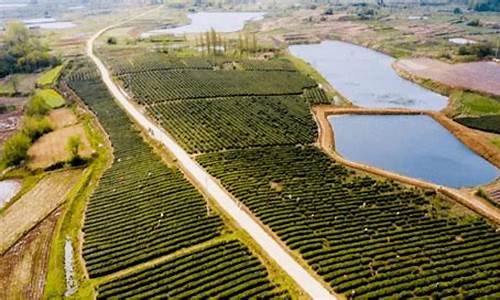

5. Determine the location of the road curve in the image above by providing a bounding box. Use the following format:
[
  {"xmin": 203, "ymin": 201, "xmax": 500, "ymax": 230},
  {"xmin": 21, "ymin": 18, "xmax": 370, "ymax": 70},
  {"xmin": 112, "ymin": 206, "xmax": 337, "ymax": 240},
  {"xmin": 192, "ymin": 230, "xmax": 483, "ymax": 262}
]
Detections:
[{"xmin": 86, "ymin": 14, "xmax": 336, "ymax": 300}]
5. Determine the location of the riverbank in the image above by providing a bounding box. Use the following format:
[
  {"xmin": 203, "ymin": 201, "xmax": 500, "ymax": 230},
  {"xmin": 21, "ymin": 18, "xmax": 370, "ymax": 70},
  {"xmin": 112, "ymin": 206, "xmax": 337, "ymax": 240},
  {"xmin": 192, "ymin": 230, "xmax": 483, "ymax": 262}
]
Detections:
[{"xmin": 313, "ymin": 105, "xmax": 500, "ymax": 225}]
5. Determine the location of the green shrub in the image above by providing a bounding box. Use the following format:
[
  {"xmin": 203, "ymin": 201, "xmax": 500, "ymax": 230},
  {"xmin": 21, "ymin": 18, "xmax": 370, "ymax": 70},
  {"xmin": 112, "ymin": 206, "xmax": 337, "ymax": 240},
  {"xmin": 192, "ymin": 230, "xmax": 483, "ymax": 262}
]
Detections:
[
  {"xmin": 2, "ymin": 133, "xmax": 31, "ymax": 166},
  {"xmin": 25, "ymin": 95, "xmax": 51, "ymax": 116},
  {"xmin": 21, "ymin": 116, "xmax": 52, "ymax": 141}
]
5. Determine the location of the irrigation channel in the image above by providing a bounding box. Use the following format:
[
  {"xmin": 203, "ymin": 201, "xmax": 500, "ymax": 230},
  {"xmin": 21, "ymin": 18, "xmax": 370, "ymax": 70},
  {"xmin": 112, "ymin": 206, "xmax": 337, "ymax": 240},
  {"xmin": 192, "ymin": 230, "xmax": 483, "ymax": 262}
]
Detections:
[
  {"xmin": 290, "ymin": 40, "xmax": 499, "ymax": 189},
  {"xmin": 87, "ymin": 14, "xmax": 336, "ymax": 300}
]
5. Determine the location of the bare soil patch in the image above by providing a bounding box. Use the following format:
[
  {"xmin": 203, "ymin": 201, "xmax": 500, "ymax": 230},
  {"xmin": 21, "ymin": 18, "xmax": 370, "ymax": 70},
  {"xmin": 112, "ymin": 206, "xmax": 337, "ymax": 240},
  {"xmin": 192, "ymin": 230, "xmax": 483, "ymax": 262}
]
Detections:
[
  {"xmin": 48, "ymin": 108, "xmax": 78, "ymax": 129},
  {"xmin": 0, "ymin": 209, "xmax": 61, "ymax": 300},
  {"xmin": 395, "ymin": 58, "xmax": 500, "ymax": 96},
  {"xmin": 0, "ymin": 169, "xmax": 82, "ymax": 254},
  {"xmin": 28, "ymin": 124, "xmax": 92, "ymax": 170}
]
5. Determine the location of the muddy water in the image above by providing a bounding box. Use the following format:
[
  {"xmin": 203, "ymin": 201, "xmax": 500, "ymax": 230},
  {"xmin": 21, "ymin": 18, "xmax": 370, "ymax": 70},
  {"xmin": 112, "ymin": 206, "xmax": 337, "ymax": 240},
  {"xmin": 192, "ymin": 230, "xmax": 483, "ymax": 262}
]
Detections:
[
  {"xmin": 329, "ymin": 115, "xmax": 498, "ymax": 188},
  {"xmin": 0, "ymin": 180, "xmax": 21, "ymax": 209},
  {"xmin": 64, "ymin": 238, "xmax": 77, "ymax": 296},
  {"xmin": 289, "ymin": 41, "xmax": 448, "ymax": 110},
  {"xmin": 142, "ymin": 12, "xmax": 265, "ymax": 37}
]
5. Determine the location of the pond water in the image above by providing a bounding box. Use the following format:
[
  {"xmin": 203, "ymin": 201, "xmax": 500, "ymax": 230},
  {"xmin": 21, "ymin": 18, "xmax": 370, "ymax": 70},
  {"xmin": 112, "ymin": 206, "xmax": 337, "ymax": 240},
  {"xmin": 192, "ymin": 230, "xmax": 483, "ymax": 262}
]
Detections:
[
  {"xmin": 142, "ymin": 12, "xmax": 265, "ymax": 37},
  {"xmin": 449, "ymin": 38, "xmax": 477, "ymax": 45},
  {"xmin": 23, "ymin": 18, "xmax": 76, "ymax": 30},
  {"xmin": 289, "ymin": 41, "xmax": 448, "ymax": 110},
  {"xmin": 329, "ymin": 115, "xmax": 498, "ymax": 188},
  {"xmin": 0, "ymin": 180, "xmax": 21, "ymax": 209}
]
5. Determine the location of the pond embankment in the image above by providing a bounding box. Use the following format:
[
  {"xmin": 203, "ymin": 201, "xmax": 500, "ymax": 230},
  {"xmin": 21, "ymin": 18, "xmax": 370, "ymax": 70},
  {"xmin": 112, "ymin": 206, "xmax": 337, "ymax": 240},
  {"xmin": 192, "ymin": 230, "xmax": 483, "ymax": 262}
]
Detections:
[{"xmin": 313, "ymin": 105, "xmax": 500, "ymax": 225}]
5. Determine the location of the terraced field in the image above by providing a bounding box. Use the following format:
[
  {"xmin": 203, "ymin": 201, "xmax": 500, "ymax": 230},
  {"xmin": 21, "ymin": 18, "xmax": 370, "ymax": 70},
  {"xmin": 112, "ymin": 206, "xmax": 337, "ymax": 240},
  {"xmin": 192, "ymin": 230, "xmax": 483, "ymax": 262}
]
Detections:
[
  {"xmin": 147, "ymin": 95, "xmax": 317, "ymax": 153},
  {"xmin": 96, "ymin": 241, "xmax": 289, "ymax": 299},
  {"xmin": 197, "ymin": 146, "xmax": 500, "ymax": 299},
  {"xmin": 120, "ymin": 69, "xmax": 316, "ymax": 104},
  {"xmin": 65, "ymin": 64, "xmax": 290, "ymax": 297}
]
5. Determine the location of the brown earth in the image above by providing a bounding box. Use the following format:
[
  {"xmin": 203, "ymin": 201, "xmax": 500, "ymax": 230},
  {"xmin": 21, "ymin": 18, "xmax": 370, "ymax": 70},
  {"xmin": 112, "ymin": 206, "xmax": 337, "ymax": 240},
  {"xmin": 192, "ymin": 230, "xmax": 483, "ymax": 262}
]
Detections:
[
  {"xmin": 48, "ymin": 108, "xmax": 78, "ymax": 129},
  {"xmin": 395, "ymin": 58, "xmax": 500, "ymax": 97},
  {"xmin": 0, "ymin": 169, "xmax": 82, "ymax": 254},
  {"xmin": 313, "ymin": 105, "xmax": 500, "ymax": 225},
  {"xmin": 28, "ymin": 124, "xmax": 92, "ymax": 170},
  {"xmin": 0, "ymin": 209, "xmax": 61, "ymax": 300}
]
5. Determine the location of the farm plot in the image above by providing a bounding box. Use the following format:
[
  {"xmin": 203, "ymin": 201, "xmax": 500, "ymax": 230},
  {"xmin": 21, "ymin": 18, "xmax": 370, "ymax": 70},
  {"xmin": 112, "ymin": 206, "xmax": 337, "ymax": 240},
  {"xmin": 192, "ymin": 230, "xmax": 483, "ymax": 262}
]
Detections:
[
  {"xmin": 0, "ymin": 169, "xmax": 82, "ymax": 254},
  {"xmin": 120, "ymin": 69, "xmax": 316, "ymax": 104},
  {"xmin": 197, "ymin": 146, "xmax": 500, "ymax": 299},
  {"xmin": 147, "ymin": 95, "xmax": 317, "ymax": 153},
  {"xmin": 66, "ymin": 66, "xmax": 292, "ymax": 300},
  {"xmin": 67, "ymin": 77, "xmax": 224, "ymax": 277},
  {"xmin": 96, "ymin": 240, "xmax": 289, "ymax": 299}
]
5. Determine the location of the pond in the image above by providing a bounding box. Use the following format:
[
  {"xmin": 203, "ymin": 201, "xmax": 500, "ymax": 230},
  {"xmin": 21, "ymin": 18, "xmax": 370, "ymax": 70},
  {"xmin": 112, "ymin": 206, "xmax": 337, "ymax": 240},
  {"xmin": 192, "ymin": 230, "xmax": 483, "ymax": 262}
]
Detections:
[
  {"xmin": 22, "ymin": 18, "xmax": 76, "ymax": 30},
  {"xmin": 329, "ymin": 114, "xmax": 498, "ymax": 188},
  {"xmin": 142, "ymin": 12, "xmax": 265, "ymax": 37},
  {"xmin": 289, "ymin": 41, "xmax": 448, "ymax": 110},
  {"xmin": 0, "ymin": 179, "xmax": 21, "ymax": 209}
]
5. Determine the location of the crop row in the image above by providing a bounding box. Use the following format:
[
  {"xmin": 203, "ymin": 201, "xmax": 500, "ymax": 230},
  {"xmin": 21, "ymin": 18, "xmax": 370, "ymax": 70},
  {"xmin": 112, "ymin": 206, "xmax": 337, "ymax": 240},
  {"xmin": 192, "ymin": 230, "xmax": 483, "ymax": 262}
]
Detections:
[
  {"xmin": 197, "ymin": 145, "xmax": 500, "ymax": 299},
  {"xmin": 67, "ymin": 75, "xmax": 224, "ymax": 277},
  {"xmin": 146, "ymin": 95, "xmax": 317, "ymax": 153},
  {"xmin": 120, "ymin": 69, "xmax": 316, "ymax": 104},
  {"xmin": 303, "ymin": 87, "xmax": 331, "ymax": 105},
  {"xmin": 96, "ymin": 240, "xmax": 289, "ymax": 299}
]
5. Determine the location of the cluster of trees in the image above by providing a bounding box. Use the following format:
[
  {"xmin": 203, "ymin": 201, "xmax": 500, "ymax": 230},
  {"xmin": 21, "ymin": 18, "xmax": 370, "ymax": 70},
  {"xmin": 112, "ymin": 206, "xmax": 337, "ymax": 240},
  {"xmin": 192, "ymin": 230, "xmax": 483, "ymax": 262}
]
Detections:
[
  {"xmin": 2, "ymin": 96, "xmax": 53, "ymax": 166},
  {"xmin": 458, "ymin": 42, "xmax": 496, "ymax": 58},
  {"xmin": 469, "ymin": 0, "xmax": 500, "ymax": 12},
  {"xmin": 0, "ymin": 22, "xmax": 57, "ymax": 78},
  {"xmin": 195, "ymin": 29, "xmax": 259, "ymax": 56}
]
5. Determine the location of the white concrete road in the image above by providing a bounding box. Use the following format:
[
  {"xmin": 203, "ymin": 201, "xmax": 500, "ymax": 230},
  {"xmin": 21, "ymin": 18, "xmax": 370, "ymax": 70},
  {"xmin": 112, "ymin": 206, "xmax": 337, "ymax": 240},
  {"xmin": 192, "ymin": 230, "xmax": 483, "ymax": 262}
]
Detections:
[{"xmin": 86, "ymin": 13, "xmax": 336, "ymax": 300}]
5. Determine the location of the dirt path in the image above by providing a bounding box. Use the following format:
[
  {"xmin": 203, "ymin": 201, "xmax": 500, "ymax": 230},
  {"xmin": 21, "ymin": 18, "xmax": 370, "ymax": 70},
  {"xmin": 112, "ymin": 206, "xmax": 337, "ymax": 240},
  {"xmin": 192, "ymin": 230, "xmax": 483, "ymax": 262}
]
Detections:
[
  {"xmin": 0, "ymin": 209, "xmax": 61, "ymax": 300},
  {"xmin": 0, "ymin": 169, "xmax": 83, "ymax": 254},
  {"xmin": 313, "ymin": 105, "xmax": 500, "ymax": 225},
  {"xmin": 87, "ymin": 15, "xmax": 336, "ymax": 300}
]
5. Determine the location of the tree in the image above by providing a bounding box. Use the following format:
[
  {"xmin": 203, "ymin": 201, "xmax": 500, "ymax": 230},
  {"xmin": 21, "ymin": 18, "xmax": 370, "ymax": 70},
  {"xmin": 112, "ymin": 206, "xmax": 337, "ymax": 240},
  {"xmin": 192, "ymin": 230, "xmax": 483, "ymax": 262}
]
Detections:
[
  {"xmin": 25, "ymin": 95, "xmax": 51, "ymax": 116},
  {"xmin": 1, "ymin": 22, "xmax": 55, "ymax": 76},
  {"xmin": 2, "ymin": 133, "xmax": 31, "ymax": 166},
  {"xmin": 67, "ymin": 135, "xmax": 82, "ymax": 163},
  {"xmin": 21, "ymin": 116, "xmax": 52, "ymax": 141},
  {"xmin": 107, "ymin": 37, "xmax": 117, "ymax": 45}
]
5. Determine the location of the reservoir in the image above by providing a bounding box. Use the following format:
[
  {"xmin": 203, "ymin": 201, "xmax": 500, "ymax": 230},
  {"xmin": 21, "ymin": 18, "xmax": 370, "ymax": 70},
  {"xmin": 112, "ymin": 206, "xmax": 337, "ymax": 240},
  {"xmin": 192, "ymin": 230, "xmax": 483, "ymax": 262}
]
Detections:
[
  {"xmin": 142, "ymin": 12, "xmax": 265, "ymax": 37},
  {"xmin": 289, "ymin": 41, "xmax": 448, "ymax": 110},
  {"xmin": 329, "ymin": 115, "xmax": 498, "ymax": 188}
]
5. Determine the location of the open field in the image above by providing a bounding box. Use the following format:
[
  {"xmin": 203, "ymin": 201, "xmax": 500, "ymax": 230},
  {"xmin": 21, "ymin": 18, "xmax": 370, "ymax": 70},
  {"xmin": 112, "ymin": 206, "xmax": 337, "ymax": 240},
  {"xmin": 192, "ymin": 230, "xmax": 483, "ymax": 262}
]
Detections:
[
  {"xmin": 27, "ymin": 124, "xmax": 92, "ymax": 170},
  {"xmin": 0, "ymin": 169, "xmax": 82, "ymax": 254},
  {"xmin": 395, "ymin": 58, "xmax": 500, "ymax": 97},
  {"xmin": 48, "ymin": 108, "xmax": 78, "ymax": 129},
  {"xmin": 0, "ymin": 209, "xmax": 61, "ymax": 300},
  {"xmin": 34, "ymin": 89, "xmax": 66, "ymax": 108},
  {"xmin": 37, "ymin": 65, "xmax": 65, "ymax": 88}
]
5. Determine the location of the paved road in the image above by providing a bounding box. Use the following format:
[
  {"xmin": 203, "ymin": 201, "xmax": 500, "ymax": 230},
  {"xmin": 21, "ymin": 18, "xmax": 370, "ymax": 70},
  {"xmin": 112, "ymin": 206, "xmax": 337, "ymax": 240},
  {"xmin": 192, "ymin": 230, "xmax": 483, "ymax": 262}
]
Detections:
[{"xmin": 86, "ymin": 16, "xmax": 336, "ymax": 300}]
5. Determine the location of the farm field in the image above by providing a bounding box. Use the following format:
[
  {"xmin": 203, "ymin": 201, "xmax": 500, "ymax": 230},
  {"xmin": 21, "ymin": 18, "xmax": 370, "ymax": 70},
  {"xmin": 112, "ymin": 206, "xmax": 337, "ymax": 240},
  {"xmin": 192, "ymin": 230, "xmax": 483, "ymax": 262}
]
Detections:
[
  {"xmin": 120, "ymin": 68, "xmax": 315, "ymax": 103},
  {"xmin": 395, "ymin": 58, "xmax": 500, "ymax": 97},
  {"xmin": 148, "ymin": 95, "xmax": 317, "ymax": 153},
  {"xmin": 65, "ymin": 63, "xmax": 291, "ymax": 297},
  {"xmin": 0, "ymin": 210, "xmax": 61, "ymax": 299},
  {"xmin": 34, "ymin": 89, "xmax": 66, "ymax": 108},
  {"xmin": 37, "ymin": 65, "xmax": 64, "ymax": 88},
  {"xmin": 197, "ymin": 146, "xmax": 500, "ymax": 298},
  {"xmin": 27, "ymin": 124, "xmax": 92, "ymax": 170},
  {"xmin": 0, "ymin": 169, "xmax": 82, "ymax": 254}
]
